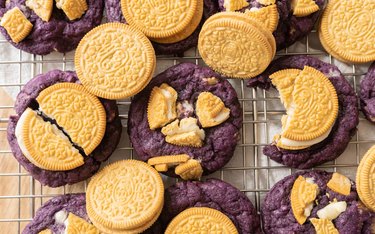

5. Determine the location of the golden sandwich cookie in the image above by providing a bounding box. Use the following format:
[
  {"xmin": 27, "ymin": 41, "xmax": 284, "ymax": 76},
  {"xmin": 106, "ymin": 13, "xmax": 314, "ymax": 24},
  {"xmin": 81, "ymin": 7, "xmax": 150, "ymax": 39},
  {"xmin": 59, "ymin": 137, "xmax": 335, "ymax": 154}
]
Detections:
[
  {"xmin": 75, "ymin": 22, "xmax": 156, "ymax": 100},
  {"xmin": 356, "ymin": 145, "xmax": 375, "ymax": 212},
  {"xmin": 86, "ymin": 160, "xmax": 164, "ymax": 233},
  {"xmin": 319, "ymin": 0, "xmax": 375, "ymax": 63},
  {"xmin": 198, "ymin": 12, "xmax": 276, "ymax": 79}
]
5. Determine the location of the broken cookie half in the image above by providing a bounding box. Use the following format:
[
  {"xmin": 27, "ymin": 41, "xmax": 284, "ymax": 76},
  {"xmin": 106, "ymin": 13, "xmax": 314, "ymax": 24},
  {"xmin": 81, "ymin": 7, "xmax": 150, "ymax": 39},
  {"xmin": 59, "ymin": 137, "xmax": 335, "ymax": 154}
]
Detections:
[
  {"xmin": 15, "ymin": 82, "xmax": 106, "ymax": 171},
  {"xmin": 269, "ymin": 66, "xmax": 339, "ymax": 150}
]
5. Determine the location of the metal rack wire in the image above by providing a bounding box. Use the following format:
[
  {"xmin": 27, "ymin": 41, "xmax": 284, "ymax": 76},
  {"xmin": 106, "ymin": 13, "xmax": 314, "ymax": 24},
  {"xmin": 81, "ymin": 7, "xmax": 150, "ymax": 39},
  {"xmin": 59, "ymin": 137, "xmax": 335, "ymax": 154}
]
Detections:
[{"xmin": 0, "ymin": 28, "xmax": 373, "ymax": 233}]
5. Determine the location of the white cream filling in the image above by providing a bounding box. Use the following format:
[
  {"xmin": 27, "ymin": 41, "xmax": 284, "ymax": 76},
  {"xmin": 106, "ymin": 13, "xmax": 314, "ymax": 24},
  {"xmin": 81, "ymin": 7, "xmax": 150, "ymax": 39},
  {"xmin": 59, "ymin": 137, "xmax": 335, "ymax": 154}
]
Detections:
[
  {"xmin": 277, "ymin": 100, "xmax": 333, "ymax": 148},
  {"xmin": 15, "ymin": 108, "xmax": 79, "ymax": 169},
  {"xmin": 54, "ymin": 210, "xmax": 68, "ymax": 225},
  {"xmin": 317, "ymin": 201, "xmax": 347, "ymax": 220},
  {"xmin": 213, "ymin": 109, "xmax": 230, "ymax": 123},
  {"xmin": 160, "ymin": 88, "xmax": 175, "ymax": 120},
  {"xmin": 164, "ymin": 118, "xmax": 205, "ymax": 140}
]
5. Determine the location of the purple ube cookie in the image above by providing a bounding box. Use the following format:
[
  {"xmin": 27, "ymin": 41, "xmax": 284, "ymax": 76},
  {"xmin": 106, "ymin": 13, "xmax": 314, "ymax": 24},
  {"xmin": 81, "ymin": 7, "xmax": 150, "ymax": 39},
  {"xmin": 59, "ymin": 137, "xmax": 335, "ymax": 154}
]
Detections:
[
  {"xmin": 0, "ymin": 0, "xmax": 104, "ymax": 55},
  {"xmin": 7, "ymin": 70, "xmax": 122, "ymax": 187},
  {"xmin": 247, "ymin": 55, "xmax": 359, "ymax": 169},
  {"xmin": 147, "ymin": 179, "xmax": 262, "ymax": 234},
  {"xmin": 360, "ymin": 62, "xmax": 375, "ymax": 123},
  {"xmin": 128, "ymin": 63, "xmax": 242, "ymax": 176},
  {"xmin": 262, "ymin": 170, "xmax": 374, "ymax": 233},
  {"xmin": 105, "ymin": 0, "xmax": 219, "ymax": 55},
  {"xmin": 218, "ymin": 0, "xmax": 325, "ymax": 50},
  {"xmin": 23, "ymin": 194, "xmax": 89, "ymax": 234}
]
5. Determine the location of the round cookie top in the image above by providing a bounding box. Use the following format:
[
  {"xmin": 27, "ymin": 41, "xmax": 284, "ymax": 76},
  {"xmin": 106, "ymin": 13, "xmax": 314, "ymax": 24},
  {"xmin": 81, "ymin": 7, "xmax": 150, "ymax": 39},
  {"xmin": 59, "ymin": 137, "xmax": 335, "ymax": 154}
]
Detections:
[
  {"xmin": 356, "ymin": 145, "xmax": 375, "ymax": 212},
  {"xmin": 262, "ymin": 170, "xmax": 374, "ymax": 233},
  {"xmin": 319, "ymin": 0, "xmax": 375, "ymax": 63},
  {"xmin": 198, "ymin": 12, "xmax": 275, "ymax": 79},
  {"xmin": 86, "ymin": 160, "xmax": 164, "ymax": 231},
  {"xmin": 165, "ymin": 207, "xmax": 238, "ymax": 234},
  {"xmin": 75, "ymin": 22, "xmax": 156, "ymax": 100},
  {"xmin": 36, "ymin": 83, "xmax": 106, "ymax": 155},
  {"xmin": 120, "ymin": 0, "xmax": 198, "ymax": 38}
]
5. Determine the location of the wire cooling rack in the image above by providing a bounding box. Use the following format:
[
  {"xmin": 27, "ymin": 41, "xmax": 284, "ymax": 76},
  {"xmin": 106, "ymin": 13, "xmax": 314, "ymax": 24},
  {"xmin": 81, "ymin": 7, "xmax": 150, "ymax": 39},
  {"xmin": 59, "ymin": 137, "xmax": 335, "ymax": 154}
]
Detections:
[{"xmin": 0, "ymin": 27, "xmax": 374, "ymax": 233}]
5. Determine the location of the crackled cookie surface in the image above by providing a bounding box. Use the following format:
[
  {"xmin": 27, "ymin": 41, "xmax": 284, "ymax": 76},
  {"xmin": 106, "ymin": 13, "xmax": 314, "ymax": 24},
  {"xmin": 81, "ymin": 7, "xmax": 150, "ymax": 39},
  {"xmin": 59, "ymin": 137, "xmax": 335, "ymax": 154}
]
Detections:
[
  {"xmin": 23, "ymin": 194, "xmax": 95, "ymax": 234},
  {"xmin": 7, "ymin": 70, "xmax": 122, "ymax": 187},
  {"xmin": 147, "ymin": 179, "xmax": 261, "ymax": 234},
  {"xmin": 128, "ymin": 63, "xmax": 242, "ymax": 178},
  {"xmin": 262, "ymin": 170, "xmax": 374, "ymax": 233},
  {"xmin": 247, "ymin": 55, "xmax": 358, "ymax": 169},
  {"xmin": 360, "ymin": 62, "xmax": 375, "ymax": 123},
  {"xmin": 0, "ymin": 0, "xmax": 103, "ymax": 55},
  {"xmin": 105, "ymin": 0, "xmax": 219, "ymax": 55},
  {"xmin": 218, "ymin": 0, "xmax": 325, "ymax": 50}
]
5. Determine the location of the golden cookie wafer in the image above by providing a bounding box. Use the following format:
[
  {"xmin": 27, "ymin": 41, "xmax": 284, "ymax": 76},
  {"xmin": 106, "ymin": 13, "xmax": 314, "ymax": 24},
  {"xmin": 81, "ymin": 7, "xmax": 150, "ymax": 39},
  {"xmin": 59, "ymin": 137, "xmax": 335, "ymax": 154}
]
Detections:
[
  {"xmin": 291, "ymin": 176, "xmax": 319, "ymax": 224},
  {"xmin": 223, "ymin": 0, "xmax": 249, "ymax": 11},
  {"xmin": 121, "ymin": 0, "xmax": 198, "ymax": 39},
  {"xmin": 16, "ymin": 108, "xmax": 84, "ymax": 171},
  {"xmin": 90, "ymin": 204, "xmax": 162, "ymax": 234},
  {"xmin": 327, "ymin": 172, "xmax": 351, "ymax": 196},
  {"xmin": 291, "ymin": 0, "xmax": 319, "ymax": 17},
  {"xmin": 310, "ymin": 218, "xmax": 339, "ymax": 234},
  {"xmin": 36, "ymin": 83, "xmax": 106, "ymax": 155},
  {"xmin": 256, "ymin": 0, "xmax": 275, "ymax": 5},
  {"xmin": 273, "ymin": 134, "xmax": 310, "ymax": 150},
  {"xmin": 162, "ymin": 118, "xmax": 205, "ymax": 147},
  {"xmin": 244, "ymin": 5, "xmax": 279, "ymax": 32},
  {"xmin": 148, "ymin": 154, "xmax": 190, "ymax": 166},
  {"xmin": 319, "ymin": 0, "xmax": 375, "ymax": 63},
  {"xmin": 165, "ymin": 207, "xmax": 238, "ymax": 234},
  {"xmin": 86, "ymin": 160, "xmax": 164, "ymax": 231},
  {"xmin": 196, "ymin": 92, "xmax": 230, "ymax": 128},
  {"xmin": 175, "ymin": 159, "xmax": 203, "ymax": 180},
  {"xmin": 154, "ymin": 164, "xmax": 168, "ymax": 172},
  {"xmin": 56, "ymin": 0, "xmax": 88, "ymax": 21},
  {"xmin": 147, "ymin": 83, "xmax": 178, "ymax": 130},
  {"xmin": 151, "ymin": 0, "xmax": 204, "ymax": 44},
  {"xmin": 269, "ymin": 69, "xmax": 301, "ymax": 109},
  {"xmin": 281, "ymin": 66, "xmax": 338, "ymax": 141},
  {"xmin": 203, "ymin": 12, "xmax": 276, "ymax": 57},
  {"xmin": 38, "ymin": 230, "xmax": 52, "ymax": 234},
  {"xmin": 75, "ymin": 23, "xmax": 156, "ymax": 100},
  {"xmin": 199, "ymin": 12, "xmax": 274, "ymax": 79},
  {"xmin": 26, "ymin": 0, "xmax": 53, "ymax": 21},
  {"xmin": 0, "ymin": 7, "xmax": 33, "ymax": 43},
  {"xmin": 65, "ymin": 213, "xmax": 99, "ymax": 234},
  {"xmin": 356, "ymin": 145, "xmax": 375, "ymax": 212}
]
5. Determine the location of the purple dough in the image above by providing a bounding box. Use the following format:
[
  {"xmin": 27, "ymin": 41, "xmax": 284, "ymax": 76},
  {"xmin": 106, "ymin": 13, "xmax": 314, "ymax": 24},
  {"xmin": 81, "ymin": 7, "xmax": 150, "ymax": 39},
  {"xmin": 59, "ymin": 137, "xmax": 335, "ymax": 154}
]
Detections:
[
  {"xmin": 0, "ymin": 0, "xmax": 104, "ymax": 55},
  {"xmin": 360, "ymin": 62, "xmax": 375, "ymax": 123},
  {"xmin": 104, "ymin": 0, "xmax": 219, "ymax": 55},
  {"xmin": 23, "ymin": 194, "xmax": 89, "ymax": 234},
  {"xmin": 217, "ymin": 0, "xmax": 325, "ymax": 51},
  {"xmin": 262, "ymin": 170, "xmax": 374, "ymax": 233},
  {"xmin": 7, "ymin": 70, "xmax": 122, "ymax": 187},
  {"xmin": 147, "ymin": 179, "xmax": 262, "ymax": 234},
  {"xmin": 247, "ymin": 55, "xmax": 359, "ymax": 169},
  {"xmin": 128, "ymin": 63, "xmax": 242, "ymax": 176}
]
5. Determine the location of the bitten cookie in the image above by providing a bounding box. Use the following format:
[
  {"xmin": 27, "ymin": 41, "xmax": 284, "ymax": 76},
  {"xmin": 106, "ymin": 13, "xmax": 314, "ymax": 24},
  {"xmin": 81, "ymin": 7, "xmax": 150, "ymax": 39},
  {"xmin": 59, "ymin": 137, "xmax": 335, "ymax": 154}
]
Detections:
[
  {"xmin": 128, "ymin": 63, "xmax": 242, "ymax": 180},
  {"xmin": 7, "ymin": 70, "xmax": 122, "ymax": 187},
  {"xmin": 360, "ymin": 62, "xmax": 375, "ymax": 123},
  {"xmin": 22, "ymin": 194, "xmax": 97, "ymax": 234},
  {"xmin": 104, "ymin": 0, "xmax": 219, "ymax": 55},
  {"xmin": 262, "ymin": 170, "xmax": 374, "ymax": 233},
  {"xmin": 147, "ymin": 179, "xmax": 262, "ymax": 234},
  {"xmin": 247, "ymin": 55, "xmax": 359, "ymax": 169},
  {"xmin": 0, "ymin": 0, "xmax": 103, "ymax": 55},
  {"xmin": 218, "ymin": 0, "xmax": 325, "ymax": 50}
]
